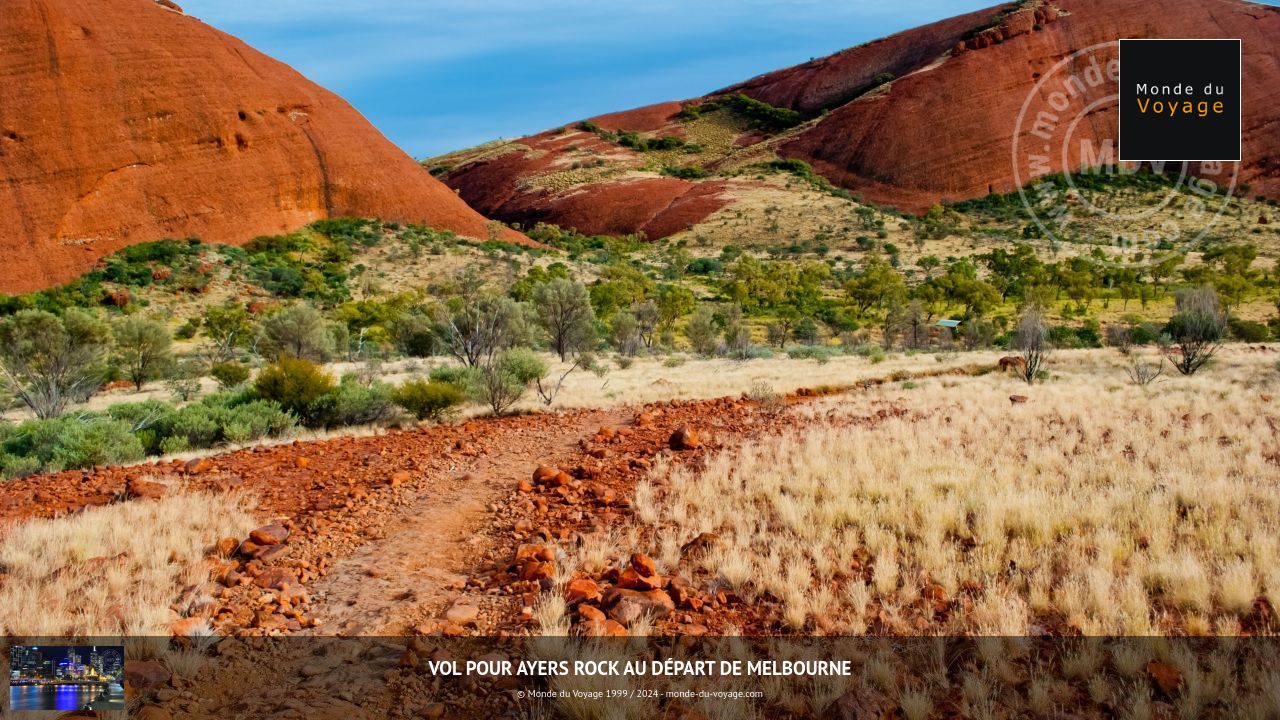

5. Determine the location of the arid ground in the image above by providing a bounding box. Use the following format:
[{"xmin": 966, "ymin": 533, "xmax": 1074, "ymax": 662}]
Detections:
[{"xmin": 2, "ymin": 345, "xmax": 1278, "ymax": 718}]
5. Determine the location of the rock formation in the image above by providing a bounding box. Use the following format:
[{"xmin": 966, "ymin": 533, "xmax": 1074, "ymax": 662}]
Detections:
[
  {"xmin": 0, "ymin": 0, "xmax": 527, "ymax": 294},
  {"xmin": 437, "ymin": 0, "xmax": 1279, "ymax": 236}
]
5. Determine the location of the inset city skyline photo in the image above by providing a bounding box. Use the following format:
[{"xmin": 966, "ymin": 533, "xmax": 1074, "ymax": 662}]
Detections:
[{"xmin": 8, "ymin": 645, "xmax": 125, "ymax": 712}]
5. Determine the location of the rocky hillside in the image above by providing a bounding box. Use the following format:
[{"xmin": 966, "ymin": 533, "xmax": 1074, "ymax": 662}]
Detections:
[
  {"xmin": 432, "ymin": 0, "xmax": 1279, "ymax": 239},
  {"xmin": 0, "ymin": 0, "xmax": 528, "ymax": 294}
]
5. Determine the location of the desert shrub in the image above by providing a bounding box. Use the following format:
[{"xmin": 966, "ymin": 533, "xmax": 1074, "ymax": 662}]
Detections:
[
  {"xmin": 390, "ymin": 310, "xmax": 438, "ymax": 357},
  {"xmin": 428, "ymin": 365, "xmax": 481, "ymax": 392},
  {"xmin": 1129, "ymin": 322, "xmax": 1163, "ymax": 346},
  {"xmin": 205, "ymin": 398, "xmax": 293, "ymax": 443},
  {"xmin": 707, "ymin": 93, "xmax": 801, "ymax": 131},
  {"xmin": 473, "ymin": 347, "xmax": 546, "ymax": 415},
  {"xmin": 747, "ymin": 380, "xmax": 783, "ymax": 412},
  {"xmin": 793, "ymin": 317, "xmax": 820, "ymax": 345},
  {"xmin": 167, "ymin": 397, "xmax": 294, "ymax": 450},
  {"xmin": 662, "ymin": 165, "xmax": 708, "ymax": 180},
  {"xmin": 0, "ymin": 452, "xmax": 41, "ymax": 479},
  {"xmin": 174, "ymin": 317, "xmax": 201, "ymax": 340},
  {"xmin": 1125, "ymin": 356, "xmax": 1165, "ymax": 386},
  {"xmin": 786, "ymin": 345, "xmax": 837, "ymax": 364},
  {"xmin": 105, "ymin": 400, "xmax": 175, "ymax": 454},
  {"xmin": 308, "ymin": 376, "xmax": 398, "ymax": 429},
  {"xmin": 167, "ymin": 404, "xmax": 222, "ymax": 448},
  {"xmin": 210, "ymin": 361, "xmax": 251, "ymax": 389},
  {"xmin": 685, "ymin": 258, "xmax": 723, "ymax": 275},
  {"xmin": 853, "ymin": 344, "xmax": 886, "ymax": 363},
  {"xmin": 740, "ymin": 346, "xmax": 774, "ymax": 360},
  {"xmin": 1229, "ymin": 318, "xmax": 1270, "ymax": 342},
  {"xmin": 1105, "ymin": 324, "xmax": 1133, "ymax": 353},
  {"xmin": 1163, "ymin": 288, "xmax": 1226, "ymax": 375},
  {"xmin": 870, "ymin": 71, "xmax": 895, "ymax": 87},
  {"xmin": 1074, "ymin": 320, "xmax": 1102, "ymax": 348},
  {"xmin": 392, "ymin": 379, "xmax": 466, "ymax": 421},
  {"xmin": 0, "ymin": 416, "xmax": 144, "ymax": 477},
  {"xmin": 165, "ymin": 377, "xmax": 202, "ymax": 402},
  {"xmin": 1048, "ymin": 324, "xmax": 1101, "ymax": 349},
  {"xmin": 258, "ymin": 304, "xmax": 335, "ymax": 362},
  {"xmin": 253, "ymin": 357, "xmax": 336, "ymax": 421},
  {"xmin": 310, "ymin": 217, "xmax": 383, "ymax": 246}
]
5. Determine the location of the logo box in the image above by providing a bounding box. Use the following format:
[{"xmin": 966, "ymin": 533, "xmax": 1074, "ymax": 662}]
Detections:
[{"xmin": 1118, "ymin": 38, "xmax": 1241, "ymax": 162}]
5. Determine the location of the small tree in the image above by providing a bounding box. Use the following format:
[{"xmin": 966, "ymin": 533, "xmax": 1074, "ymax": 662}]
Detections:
[
  {"xmin": 1162, "ymin": 287, "xmax": 1226, "ymax": 376},
  {"xmin": 259, "ymin": 304, "xmax": 334, "ymax": 362},
  {"xmin": 684, "ymin": 307, "xmax": 718, "ymax": 356},
  {"xmin": 437, "ymin": 295, "xmax": 528, "ymax": 368},
  {"xmin": 722, "ymin": 305, "xmax": 752, "ymax": 359},
  {"xmin": 1014, "ymin": 307, "xmax": 1049, "ymax": 385},
  {"xmin": 474, "ymin": 347, "xmax": 546, "ymax": 415},
  {"xmin": 113, "ymin": 315, "xmax": 173, "ymax": 391},
  {"xmin": 767, "ymin": 306, "xmax": 800, "ymax": 349},
  {"xmin": 203, "ymin": 304, "xmax": 253, "ymax": 361},
  {"xmin": 881, "ymin": 298, "xmax": 907, "ymax": 351},
  {"xmin": 633, "ymin": 300, "xmax": 660, "ymax": 348},
  {"xmin": 0, "ymin": 309, "xmax": 112, "ymax": 419},
  {"xmin": 610, "ymin": 311, "xmax": 642, "ymax": 357},
  {"xmin": 390, "ymin": 309, "xmax": 438, "ymax": 357},
  {"xmin": 532, "ymin": 279, "xmax": 597, "ymax": 361}
]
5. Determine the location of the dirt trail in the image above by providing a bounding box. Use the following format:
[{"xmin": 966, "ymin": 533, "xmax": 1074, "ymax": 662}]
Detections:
[{"xmin": 308, "ymin": 408, "xmax": 630, "ymax": 635}]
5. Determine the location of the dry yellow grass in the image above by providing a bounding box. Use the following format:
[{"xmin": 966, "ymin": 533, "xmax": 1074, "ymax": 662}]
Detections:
[
  {"xmin": 618, "ymin": 346, "xmax": 1280, "ymax": 635},
  {"xmin": 515, "ymin": 349, "xmax": 998, "ymax": 411},
  {"xmin": 0, "ymin": 482, "xmax": 256, "ymax": 637}
]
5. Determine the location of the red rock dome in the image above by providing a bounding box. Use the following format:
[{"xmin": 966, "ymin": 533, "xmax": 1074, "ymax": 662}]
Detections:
[
  {"xmin": 438, "ymin": 0, "xmax": 1279, "ymax": 233},
  {"xmin": 0, "ymin": 0, "xmax": 529, "ymax": 294}
]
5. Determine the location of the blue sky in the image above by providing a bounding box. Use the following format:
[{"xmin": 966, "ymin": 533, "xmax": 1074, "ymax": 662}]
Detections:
[{"xmin": 182, "ymin": 1, "xmax": 996, "ymax": 158}]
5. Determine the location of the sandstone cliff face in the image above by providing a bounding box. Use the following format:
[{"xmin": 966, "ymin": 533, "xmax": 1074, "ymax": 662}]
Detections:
[
  {"xmin": 0, "ymin": 0, "xmax": 526, "ymax": 294},
  {"xmin": 438, "ymin": 0, "xmax": 1278, "ymax": 234}
]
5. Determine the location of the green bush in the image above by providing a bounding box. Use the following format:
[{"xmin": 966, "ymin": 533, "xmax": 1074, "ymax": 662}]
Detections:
[
  {"xmin": 853, "ymin": 344, "xmax": 886, "ymax": 363},
  {"xmin": 0, "ymin": 416, "xmax": 144, "ymax": 477},
  {"xmin": 0, "ymin": 452, "xmax": 42, "ymax": 479},
  {"xmin": 428, "ymin": 365, "xmax": 481, "ymax": 392},
  {"xmin": 308, "ymin": 376, "xmax": 397, "ymax": 428},
  {"xmin": 174, "ymin": 318, "xmax": 201, "ymax": 340},
  {"xmin": 472, "ymin": 348, "xmax": 546, "ymax": 415},
  {"xmin": 107, "ymin": 395, "xmax": 294, "ymax": 453},
  {"xmin": 1229, "ymin": 318, "xmax": 1271, "ymax": 342},
  {"xmin": 1048, "ymin": 324, "xmax": 1102, "ymax": 349},
  {"xmin": 685, "ymin": 258, "xmax": 723, "ymax": 275},
  {"xmin": 1128, "ymin": 322, "xmax": 1163, "ymax": 346},
  {"xmin": 706, "ymin": 93, "xmax": 802, "ymax": 131},
  {"xmin": 786, "ymin": 345, "xmax": 837, "ymax": 363},
  {"xmin": 210, "ymin": 361, "xmax": 251, "ymax": 389},
  {"xmin": 169, "ymin": 405, "xmax": 222, "ymax": 448},
  {"xmin": 392, "ymin": 379, "xmax": 467, "ymax": 421},
  {"xmin": 253, "ymin": 357, "xmax": 337, "ymax": 421},
  {"xmin": 662, "ymin": 165, "xmax": 708, "ymax": 179}
]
